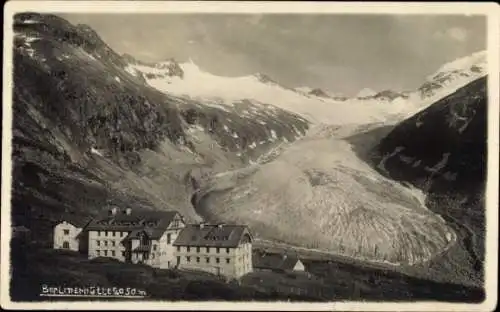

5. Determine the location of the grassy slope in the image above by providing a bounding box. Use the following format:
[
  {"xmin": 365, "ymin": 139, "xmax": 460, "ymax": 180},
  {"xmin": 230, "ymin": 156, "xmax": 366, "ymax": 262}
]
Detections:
[
  {"xmin": 10, "ymin": 238, "xmax": 484, "ymax": 302},
  {"xmin": 10, "ymin": 239, "xmax": 333, "ymax": 302}
]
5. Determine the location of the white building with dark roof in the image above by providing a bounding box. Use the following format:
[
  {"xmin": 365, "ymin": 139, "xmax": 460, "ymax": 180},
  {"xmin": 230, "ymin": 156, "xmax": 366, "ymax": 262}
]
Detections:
[
  {"xmin": 53, "ymin": 207, "xmax": 185, "ymax": 268},
  {"xmin": 53, "ymin": 213, "xmax": 93, "ymax": 253},
  {"xmin": 172, "ymin": 223, "xmax": 253, "ymax": 279}
]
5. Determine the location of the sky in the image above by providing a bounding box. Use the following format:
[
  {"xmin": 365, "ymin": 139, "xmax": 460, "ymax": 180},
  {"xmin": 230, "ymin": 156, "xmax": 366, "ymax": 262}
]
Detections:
[{"xmin": 60, "ymin": 13, "xmax": 486, "ymax": 96}]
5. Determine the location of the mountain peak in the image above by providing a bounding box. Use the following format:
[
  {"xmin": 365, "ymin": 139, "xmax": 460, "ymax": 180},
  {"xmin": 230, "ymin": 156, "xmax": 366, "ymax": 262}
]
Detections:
[
  {"xmin": 432, "ymin": 50, "xmax": 486, "ymax": 79},
  {"xmin": 309, "ymin": 88, "xmax": 331, "ymax": 98},
  {"xmin": 419, "ymin": 50, "xmax": 487, "ymax": 99},
  {"xmin": 356, "ymin": 88, "xmax": 377, "ymax": 98},
  {"xmin": 253, "ymin": 72, "xmax": 278, "ymax": 85}
]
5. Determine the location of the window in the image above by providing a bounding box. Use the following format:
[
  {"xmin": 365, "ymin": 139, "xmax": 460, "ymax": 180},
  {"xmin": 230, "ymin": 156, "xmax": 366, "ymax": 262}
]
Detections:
[
  {"xmin": 196, "ymin": 247, "xmax": 200, "ymax": 253},
  {"xmin": 98, "ymin": 231, "xmax": 101, "ymax": 236},
  {"xmin": 112, "ymin": 241, "xmax": 115, "ymax": 247},
  {"xmin": 226, "ymin": 258, "xmax": 230, "ymax": 264},
  {"xmin": 186, "ymin": 256, "xmax": 191, "ymax": 262},
  {"xmin": 97, "ymin": 240, "xmax": 100, "ymax": 246},
  {"xmin": 104, "ymin": 241, "xmax": 108, "ymax": 246},
  {"xmin": 167, "ymin": 233, "xmax": 172, "ymax": 244},
  {"xmin": 206, "ymin": 257, "xmax": 210, "ymax": 263},
  {"xmin": 216, "ymin": 247, "xmax": 220, "ymax": 254},
  {"xmin": 104, "ymin": 250, "xmax": 108, "ymax": 256},
  {"xmin": 177, "ymin": 246, "xmax": 180, "ymax": 252},
  {"xmin": 177, "ymin": 256, "xmax": 180, "ymax": 265},
  {"xmin": 62, "ymin": 241, "xmax": 70, "ymax": 249},
  {"xmin": 122, "ymin": 251, "xmax": 126, "ymax": 257},
  {"xmin": 105, "ymin": 231, "xmax": 108, "ymax": 236},
  {"xmin": 216, "ymin": 258, "xmax": 220, "ymax": 264},
  {"xmin": 226, "ymin": 248, "xmax": 230, "ymax": 253},
  {"xmin": 206, "ymin": 247, "xmax": 210, "ymax": 253},
  {"xmin": 63, "ymin": 229, "xmax": 69, "ymax": 235},
  {"xmin": 173, "ymin": 220, "xmax": 180, "ymax": 228},
  {"xmin": 113, "ymin": 232, "xmax": 116, "ymax": 237},
  {"xmin": 111, "ymin": 251, "xmax": 115, "ymax": 257},
  {"xmin": 196, "ymin": 257, "xmax": 200, "ymax": 263},
  {"xmin": 187, "ymin": 247, "xmax": 191, "ymax": 252},
  {"xmin": 97, "ymin": 250, "xmax": 101, "ymax": 256},
  {"xmin": 153, "ymin": 245, "xmax": 157, "ymax": 251}
]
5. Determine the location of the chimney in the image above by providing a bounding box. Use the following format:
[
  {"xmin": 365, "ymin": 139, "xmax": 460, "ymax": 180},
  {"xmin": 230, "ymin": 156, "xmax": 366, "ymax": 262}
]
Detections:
[
  {"xmin": 125, "ymin": 208, "xmax": 132, "ymax": 215},
  {"xmin": 217, "ymin": 223, "xmax": 224, "ymax": 229},
  {"xmin": 110, "ymin": 207, "xmax": 117, "ymax": 215},
  {"xmin": 199, "ymin": 222, "xmax": 205, "ymax": 229}
]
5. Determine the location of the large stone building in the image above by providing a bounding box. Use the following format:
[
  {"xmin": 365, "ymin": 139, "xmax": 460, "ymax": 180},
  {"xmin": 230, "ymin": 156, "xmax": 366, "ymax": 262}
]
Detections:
[
  {"xmin": 172, "ymin": 223, "xmax": 253, "ymax": 279},
  {"xmin": 53, "ymin": 207, "xmax": 185, "ymax": 268},
  {"xmin": 53, "ymin": 209, "xmax": 254, "ymax": 279}
]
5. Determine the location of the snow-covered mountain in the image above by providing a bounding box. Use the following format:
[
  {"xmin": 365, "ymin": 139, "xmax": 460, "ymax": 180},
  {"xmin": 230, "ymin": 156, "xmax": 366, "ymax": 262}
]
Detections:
[
  {"xmin": 126, "ymin": 59, "xmax": 416, "ymax": 125},
  {"xmin": 125, "ymin": 50, "xmax": 487, "ymax": 128},
  {"xmin": 294, "ymin": 86, "xmax": 348, "ymax": 101},
  {"xmin": 418, "ymin": 50, "xmax": 486, "ymax": 99}
]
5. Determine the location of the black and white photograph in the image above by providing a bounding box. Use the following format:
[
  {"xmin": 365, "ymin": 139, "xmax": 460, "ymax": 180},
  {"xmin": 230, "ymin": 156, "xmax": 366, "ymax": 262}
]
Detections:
[{"xmin": 1, "ymin": 1, "xmax": 499, "ymax": 311}]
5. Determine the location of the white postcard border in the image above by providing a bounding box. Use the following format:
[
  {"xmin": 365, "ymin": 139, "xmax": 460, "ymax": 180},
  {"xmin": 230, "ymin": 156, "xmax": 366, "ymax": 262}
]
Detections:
[{"xmin": 1, "ymin": 1, "xmax": 499, "ymax": 311}]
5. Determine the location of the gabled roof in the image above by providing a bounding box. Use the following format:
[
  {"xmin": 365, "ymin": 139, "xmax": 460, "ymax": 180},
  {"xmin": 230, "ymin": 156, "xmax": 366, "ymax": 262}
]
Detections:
[
  {"xmin": 132, "ymin": 245, "xmax": 152, "ymax": 252},
  {"xmin": 121, "ymin": 226, "xmax": 168, "ymax": 242},
  {"xmin": 253, "ymin": 252, "xmax": 302, "ymax": 271},
  {"xmin": 173, "ymin": 224, "xmax": 251, "ymax": 248},
  {"xmin": 84, "ymin": 209, "xmax": 180, "ymax": 235},
  {"xmin": 56, "ymin": 213, "xmax": 93, "ymax": 229}
]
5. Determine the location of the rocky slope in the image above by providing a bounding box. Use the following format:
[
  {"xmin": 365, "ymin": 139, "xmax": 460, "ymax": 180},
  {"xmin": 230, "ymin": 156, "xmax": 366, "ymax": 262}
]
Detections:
[
  {"xmin": 368, "ymin": 76, "xmax": 487, "ymax": 284},
  {"xmin": 10, "ymin": 13, "xmax": 309, "ymax": 244}
]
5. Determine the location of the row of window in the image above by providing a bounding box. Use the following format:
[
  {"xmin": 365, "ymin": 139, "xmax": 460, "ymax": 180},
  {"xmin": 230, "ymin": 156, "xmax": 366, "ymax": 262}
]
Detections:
[
  {"xmin": 132, "ymin": 251, "xmax": 166, "ymax": 261},
  {"xmin": 179, "ymin": 256, "xmax": 231, "ymax": 264},
  {"xmin": 96, "ymin": 240, "xmax": 118, "ymax": 247},
  {"xmin": 96, "ymin": 250, "xmax": 124, "ymax": 257},
  {"xmin": 149, "ymin": 251, "xmax": 167, "ymax": 259},
  {"xmin": 178, "ymin": 246, "xmax": 231, "ymax": 254},
  {"xmin": 96, "ymin": 231, "xmax": 128, "ymax": 237}
]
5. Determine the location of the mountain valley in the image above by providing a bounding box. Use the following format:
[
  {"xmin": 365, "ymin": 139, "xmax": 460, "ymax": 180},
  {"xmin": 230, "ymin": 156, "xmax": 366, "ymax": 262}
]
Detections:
[{"xmin": 8, "ymin": 12, "xmax": 489, "ymax": 302}]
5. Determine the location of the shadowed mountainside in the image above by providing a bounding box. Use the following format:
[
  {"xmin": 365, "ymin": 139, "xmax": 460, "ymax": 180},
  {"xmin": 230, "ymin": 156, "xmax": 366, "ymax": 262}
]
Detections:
[
  {"xmin": 357, "ymin": 76, "xmax": 487, "ymax": 286},
  {"xmin": 11, "ymin": 12, "xmax": 309, "ymax": 245}
]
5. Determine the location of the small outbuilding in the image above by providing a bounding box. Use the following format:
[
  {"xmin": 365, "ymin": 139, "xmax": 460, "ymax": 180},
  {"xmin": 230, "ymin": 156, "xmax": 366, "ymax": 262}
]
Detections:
[{"xmin": 253, "ymin": 251, "xmax": 305, "ymax": 273}]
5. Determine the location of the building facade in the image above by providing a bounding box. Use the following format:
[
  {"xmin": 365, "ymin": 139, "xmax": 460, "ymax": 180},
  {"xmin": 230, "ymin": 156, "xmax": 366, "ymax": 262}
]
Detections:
[
  {"xmin": 53, "ymin": 221, "xmax": 83, "ymax": 251},
  {"xmin": 53, "ymin": 207, "xmax": 185, "ymax": 268},
  {"xmin": 173, "ymin": 223, "xmax": 253, "ymax": 280}
]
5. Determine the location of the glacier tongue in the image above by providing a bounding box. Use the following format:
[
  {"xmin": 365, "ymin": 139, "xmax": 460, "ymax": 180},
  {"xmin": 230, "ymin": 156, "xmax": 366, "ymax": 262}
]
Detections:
[{"xmin": 195, "ymin": 124, "xmax": 456, "ymax": 266}]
